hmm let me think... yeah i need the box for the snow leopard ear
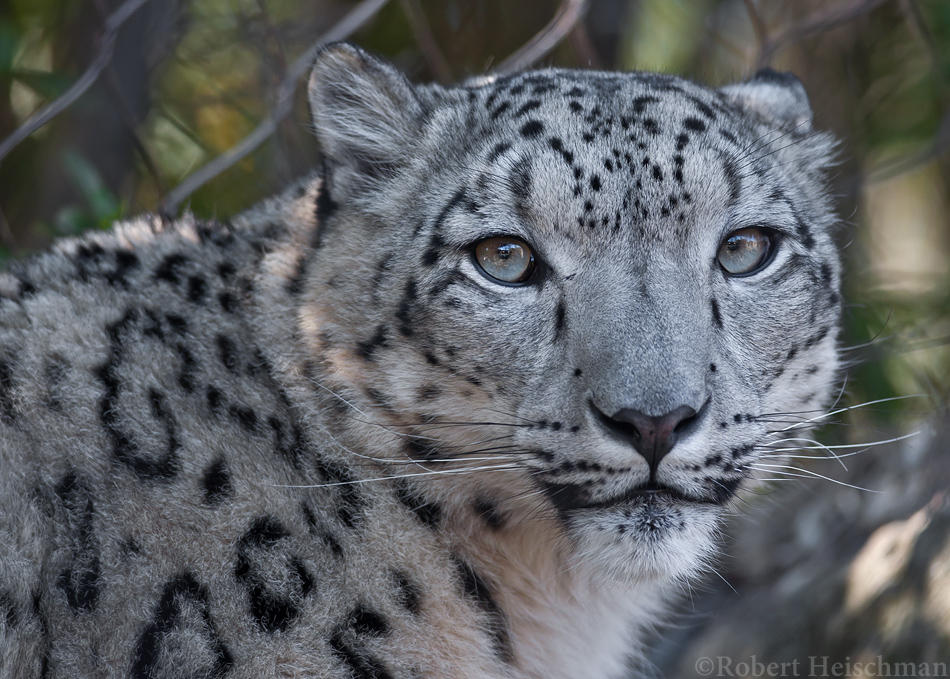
[309,42,423,175]
[719,68,813,132]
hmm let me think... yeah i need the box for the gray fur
[0,43,841,678]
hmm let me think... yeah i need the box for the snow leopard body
[0,43,840,678]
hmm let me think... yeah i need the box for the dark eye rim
[470,235,541,287]
[717,226,782,278]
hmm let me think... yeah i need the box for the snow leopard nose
[592,403,700,474]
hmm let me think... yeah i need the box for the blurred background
[0,0,947,675]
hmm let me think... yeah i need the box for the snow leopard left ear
[309,42,423,175]
[719,68,813,132]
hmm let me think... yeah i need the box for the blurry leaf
[0,20,18,73]
[9,68,70,99]
[63,150,121,228]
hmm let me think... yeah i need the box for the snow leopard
[0,42,840,678]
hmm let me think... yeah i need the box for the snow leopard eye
[717,227,776,276]
[473,236,536,285]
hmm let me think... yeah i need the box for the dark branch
[400,0,453,82]
[0,0,151,165]
[159,0,390,216]
[756,0,889,68]
[494,0,589,75]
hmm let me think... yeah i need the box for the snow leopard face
[300,44,841,581]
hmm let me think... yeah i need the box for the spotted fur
[0,43,840,678]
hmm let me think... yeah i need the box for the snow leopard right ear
[719,68,813,132]
[309,42,423,175]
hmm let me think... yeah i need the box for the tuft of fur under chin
[565,504,725,584]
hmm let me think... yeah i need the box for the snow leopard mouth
[542,479,726,513]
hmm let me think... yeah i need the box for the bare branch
[867,107,950,184]
[0,0,151,165]
[567,22,602,69]
[757,0,889,68]
[400,0,453,82]
[494,0,589,75]
[742,0,769,51]
[159,0,389,216]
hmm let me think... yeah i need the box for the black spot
[548,137,575,166]
[329,630,394,679]
[357,325,389,361]
[490,100,511,119]
[520,120,544,138]
[804,325,830,348]
[395,482,442,530]
[710,298,723,329]
[349,604,389,637]
[683,117,706,132]
[631,95,659,113]
[396,279,418,337]
[301,502,344,558]
[488,142,511,162]
[795,215,816,249]
[206,385,224,415]
[405,437,442,461]
[723,159,741,205]
[422,234,445,267]
[216,335,239,373]
[392,570,422,616]
[416,187,467,238]
[474,497,505,530]
[315,177,339,225]
[174,343,197,393]
[709,476,742,504]
[202,457,233,505]
[165,313,187,335]
[553,300,566,342]
[153,253,188,284]
[573,368,582,377]
[131,572,233,679]
[106,250,140,287]
[218,291,237,313]
[55,470,100,613]
[228,404,258,433]
[234,516,314,634]
[314,460,366,529]
[589,174,601,191]
[418,384,441,400]
[710,363,717,372]
[0,357,15,424]
[186,275,207,303]
[142,308,165,340]
[453,557,513,663]
[514,100,541,118]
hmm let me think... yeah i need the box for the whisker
[774,394,925,431]
[747,463,879,493]
[272,462,523,489]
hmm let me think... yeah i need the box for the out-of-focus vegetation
[0,0,947,673]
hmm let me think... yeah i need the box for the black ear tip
[751,68,804,89]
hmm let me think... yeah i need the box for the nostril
[590,400,706,474]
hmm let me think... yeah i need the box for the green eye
[473,236,536,285]
[717,227,775,276]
